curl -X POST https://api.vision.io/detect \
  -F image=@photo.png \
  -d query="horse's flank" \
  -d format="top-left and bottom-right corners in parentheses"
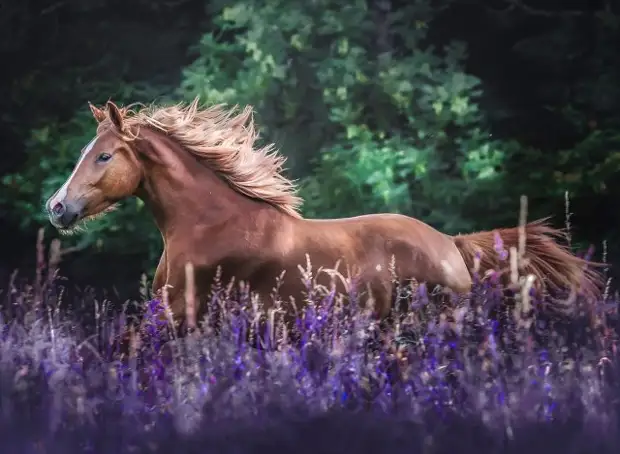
top-left (91, 99), bottom-right (605, 331)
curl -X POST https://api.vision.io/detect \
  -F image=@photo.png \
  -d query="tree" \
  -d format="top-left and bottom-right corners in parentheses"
top-left (179, 0), bottom-right (508, 233)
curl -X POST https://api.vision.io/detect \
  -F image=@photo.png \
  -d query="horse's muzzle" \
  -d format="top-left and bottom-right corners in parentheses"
top-left (48, 199), bottom-right (82, 229)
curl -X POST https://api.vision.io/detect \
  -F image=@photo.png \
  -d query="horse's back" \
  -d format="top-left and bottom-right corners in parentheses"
top-left (297, 213), bottom-right (472, 293)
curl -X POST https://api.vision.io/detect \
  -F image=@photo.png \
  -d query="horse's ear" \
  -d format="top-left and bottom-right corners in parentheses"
top-left (89, 102), bottom-right (106, 122)
top-left (106, 100), bottom-right (125, 131)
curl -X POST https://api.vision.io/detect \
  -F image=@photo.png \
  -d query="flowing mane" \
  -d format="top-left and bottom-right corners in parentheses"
top-left (98, 98), bottom-right (303, 218)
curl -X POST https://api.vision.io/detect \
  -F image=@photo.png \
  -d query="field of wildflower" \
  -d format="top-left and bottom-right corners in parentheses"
top-left (1, 229), bottom-right (619, 454)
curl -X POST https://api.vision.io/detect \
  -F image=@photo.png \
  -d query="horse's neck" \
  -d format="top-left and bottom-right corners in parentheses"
top-left (136, 137), bottom-right (260, 240)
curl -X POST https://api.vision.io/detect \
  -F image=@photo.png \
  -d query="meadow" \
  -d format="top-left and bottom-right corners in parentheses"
top-left (0, 229), bottom-right (618, 454)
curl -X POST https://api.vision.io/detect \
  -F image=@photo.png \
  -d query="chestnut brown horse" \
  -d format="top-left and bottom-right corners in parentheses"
top-left (45, 99), bottom-right (604, 333)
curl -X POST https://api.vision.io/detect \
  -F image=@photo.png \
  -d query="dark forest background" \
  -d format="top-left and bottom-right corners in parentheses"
top-left (1, 0), bottom-right (619, 303)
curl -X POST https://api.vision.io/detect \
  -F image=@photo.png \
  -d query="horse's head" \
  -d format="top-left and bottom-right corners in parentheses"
top-left (45, 101), bottom-right (143, 233)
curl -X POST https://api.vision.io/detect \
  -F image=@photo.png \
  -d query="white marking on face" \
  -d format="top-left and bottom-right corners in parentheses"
top-left (49, 136), bottom-right (99, 209)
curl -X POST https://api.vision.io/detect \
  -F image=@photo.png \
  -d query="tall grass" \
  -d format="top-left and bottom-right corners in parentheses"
top-left (0, 223), bottom-right (618, 454)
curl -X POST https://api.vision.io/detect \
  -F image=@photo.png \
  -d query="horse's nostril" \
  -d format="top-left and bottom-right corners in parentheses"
top-left (52, 201), bottom-right (65, 216)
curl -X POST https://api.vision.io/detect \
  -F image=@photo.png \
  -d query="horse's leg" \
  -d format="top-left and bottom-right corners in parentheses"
top-left (104, 250), bottom-right (167, 361)
top-left (369, 273), bottom-right (393, 320)
top-left (152, 247), bottom-right (168, 298)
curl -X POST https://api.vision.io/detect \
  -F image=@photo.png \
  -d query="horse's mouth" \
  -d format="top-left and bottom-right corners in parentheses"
top-left (51, 216), bottom-right (83, 235)
top-left (51, 203), bottom-right (119, 235)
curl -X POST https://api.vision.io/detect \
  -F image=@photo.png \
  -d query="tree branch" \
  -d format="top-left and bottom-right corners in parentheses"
top-left (373, 0), bottom-right (392, 55)
top-left (510, 0), bottom-right (581, 16)
top-left (474, 0), bottom-right (614, 17)
top-left (500, 0), bottom-right (601, 17)
top-left (40, 2), bottom-right (66, 16)
top-left (59, 238), bottom-right (92, 257)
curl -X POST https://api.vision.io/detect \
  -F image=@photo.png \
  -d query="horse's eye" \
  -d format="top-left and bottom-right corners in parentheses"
top-left (96, 153), bottom-right (112, 163)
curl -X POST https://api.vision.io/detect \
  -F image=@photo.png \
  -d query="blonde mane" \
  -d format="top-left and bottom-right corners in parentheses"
top-left (99, 98), bottom-right (303, 218)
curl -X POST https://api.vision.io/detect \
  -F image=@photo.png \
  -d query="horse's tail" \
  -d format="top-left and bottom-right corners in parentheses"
top-left (452, 218), bottom-right (606, 303)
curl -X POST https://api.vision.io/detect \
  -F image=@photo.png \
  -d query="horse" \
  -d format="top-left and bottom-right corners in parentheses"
top-left (44, 99), bottom-right (605, 338)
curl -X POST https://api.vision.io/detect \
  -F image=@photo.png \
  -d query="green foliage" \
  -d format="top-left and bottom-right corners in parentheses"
top-left (179, 0), bottom-right (506, 232)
